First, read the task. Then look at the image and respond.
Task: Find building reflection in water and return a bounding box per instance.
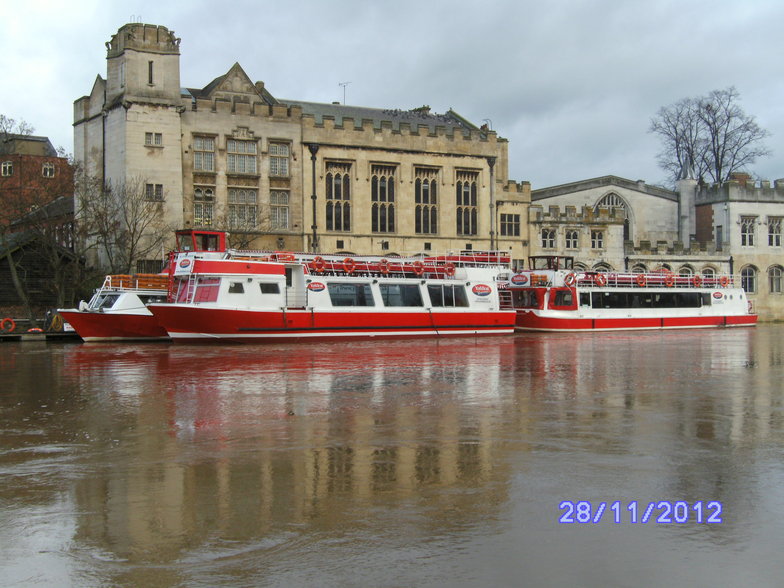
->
[60,338,518,563]
[4,325,779,582]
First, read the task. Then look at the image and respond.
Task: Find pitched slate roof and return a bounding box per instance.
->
[280,100,480,133]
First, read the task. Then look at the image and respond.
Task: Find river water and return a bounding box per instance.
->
[1,326,783,587]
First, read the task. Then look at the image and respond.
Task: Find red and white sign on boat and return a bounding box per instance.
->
[149,250,515,342]
[505,255,757,332]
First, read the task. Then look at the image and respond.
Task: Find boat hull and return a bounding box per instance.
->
[514,310,757,332]
[58,309,169,341]
[150,305,515,342]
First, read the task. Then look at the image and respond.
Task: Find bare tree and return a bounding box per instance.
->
[0,114,34,140]
[650,87,771,186]
[0,115,36,319]
[76,174,172,274]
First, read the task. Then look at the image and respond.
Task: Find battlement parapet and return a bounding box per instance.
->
[300,112,502,144]
[627,238,727,257]
[696,176,784,204]
[528,203,625,224]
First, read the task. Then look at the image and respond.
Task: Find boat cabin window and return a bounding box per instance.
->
[228,282,245,294]
[285,268,293,287]
[380,284,424,307]
[328,283,375,307]
[137,294,167,305]
[193,278,221,303]
[260,283,280,294]
[428,284,469,307]
[580,293,591,307]
[589,291,704,309]
[93,293,120,309]
[550,289,575,309]
[512,289,539,309]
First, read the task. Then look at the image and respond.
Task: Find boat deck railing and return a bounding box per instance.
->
[100,274,170,291]
[574,271,736,289]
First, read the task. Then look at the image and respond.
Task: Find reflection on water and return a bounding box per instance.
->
[2,327,784,587]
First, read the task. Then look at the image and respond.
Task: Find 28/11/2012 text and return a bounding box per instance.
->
[559,501,723,524]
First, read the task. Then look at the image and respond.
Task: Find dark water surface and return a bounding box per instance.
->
[2,327,783,587]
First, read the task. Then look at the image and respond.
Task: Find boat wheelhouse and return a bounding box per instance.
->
[149,251,516,342]
[504,255,757,332]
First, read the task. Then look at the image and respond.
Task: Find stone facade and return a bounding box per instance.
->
[695,174,784,318]
[74,23,530,267]
[531,173,784,320]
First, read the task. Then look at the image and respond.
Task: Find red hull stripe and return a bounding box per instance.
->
[515,312,757,331]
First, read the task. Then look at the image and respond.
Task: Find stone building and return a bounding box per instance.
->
[531,173,784,319]
[74,23,530,269]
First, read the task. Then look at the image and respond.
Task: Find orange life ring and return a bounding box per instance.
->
[664,274,675,287]
[635,273,647,287]
[692,274,703,287]
[444,262,456,277]
[27,327,43,333]
[378,258,390,275]
[343,257,356,274]
[719,275,730,287]
[1,318,15,333]
[412,260,425,277]
[311,256,326,273]
[593,273,607,287]
[564,273,576,287]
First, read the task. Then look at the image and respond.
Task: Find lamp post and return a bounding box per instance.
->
[307,143,319,252]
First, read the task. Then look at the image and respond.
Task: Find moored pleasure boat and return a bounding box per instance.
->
[505,255,757,331]
[58,274,170,341]
[149,251,516,342]
[58,229,228,341]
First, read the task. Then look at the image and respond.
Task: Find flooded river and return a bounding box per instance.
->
[1,326,783,587]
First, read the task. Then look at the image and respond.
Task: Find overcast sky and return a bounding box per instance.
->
[2,0,782,188]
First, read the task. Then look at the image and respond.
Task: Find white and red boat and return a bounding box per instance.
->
[149,251,516,342]
[58,229,228,341]
[504,256,757,331]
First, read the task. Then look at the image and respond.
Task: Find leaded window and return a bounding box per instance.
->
[371,164,396,233]
[741,265,757,293]
[565,229,578,249]
[326,162,351,231]
[769,266,783,294]
[194,136,215,171]
[541,228,555,248]
[269,142,290,177]
[228,188,257,228]
[415,167,438,235]
[42,162,55,177]
[194,187,214,226]
[145,183,163,201]
[1,161,12,176]
[591,230,604,249]
[227,139,257,174]
[740,216,756,247]
[500,214,520,237]
[768,217,782,247]
[271,190,289,229]
[456,170,478,236]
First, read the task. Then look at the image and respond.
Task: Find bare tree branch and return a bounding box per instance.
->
[649,87,771,186]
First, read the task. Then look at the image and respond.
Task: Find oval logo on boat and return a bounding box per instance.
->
[308,282,326,292]
[712,291,724,299]
[472,284,492,296]
[179,258,191,268]
[511,274,528,285]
